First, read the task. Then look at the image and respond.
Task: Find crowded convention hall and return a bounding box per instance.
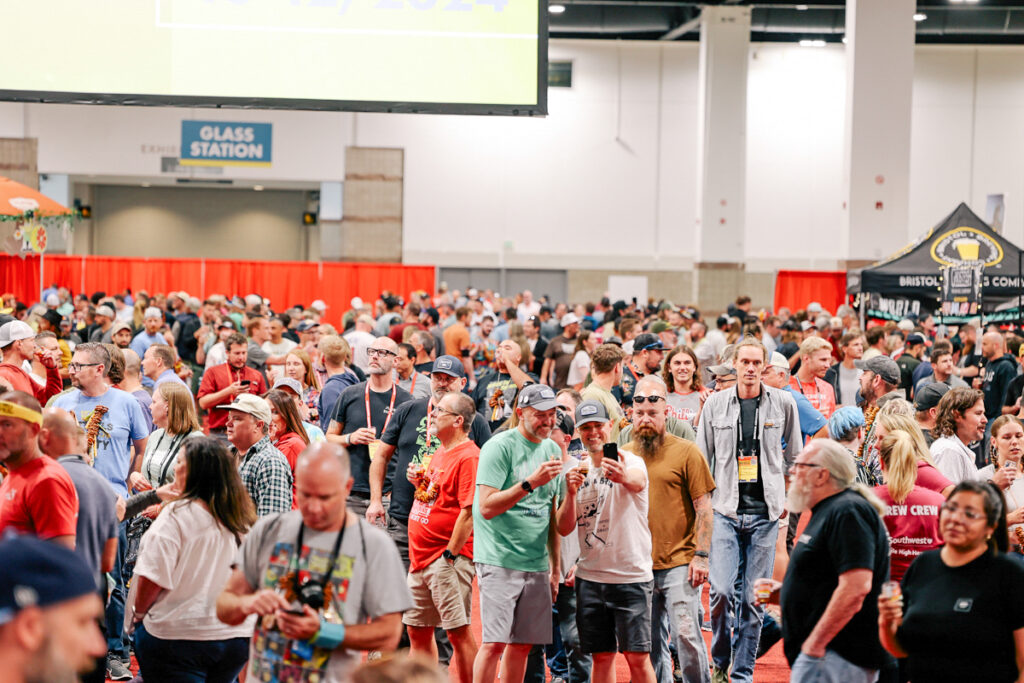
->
[4,2,1024,683]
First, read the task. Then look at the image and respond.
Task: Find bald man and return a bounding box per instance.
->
[39,409,119,592]
[980,332,1017,422]
[217,442,412,683]
[326,337,413,518]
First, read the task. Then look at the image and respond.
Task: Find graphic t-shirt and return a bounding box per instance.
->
[0,456,79,539]
[789,376,837,419]
[666,390,702,428]
[239,510,413,683]
[53,387,150,497]
[874,484,944,582]
[473,370,530,432]
[407,440,480,571]
[543,335,578,390]
[473,429,565,573]
[571,449,652,583]
[379,398,490,522]
[330,382,412,494]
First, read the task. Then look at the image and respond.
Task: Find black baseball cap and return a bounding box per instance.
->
[633,333,664,352]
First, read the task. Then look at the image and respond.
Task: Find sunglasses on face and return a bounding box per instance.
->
[633,395,664,404]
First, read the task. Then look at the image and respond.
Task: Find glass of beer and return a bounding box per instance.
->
[881,581,901,602]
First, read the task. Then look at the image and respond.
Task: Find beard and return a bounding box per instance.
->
[26,634,80,683]
[786,479,814,513]
[634,425,664,457]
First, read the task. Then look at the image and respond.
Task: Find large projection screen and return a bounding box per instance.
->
[0,0,546,116]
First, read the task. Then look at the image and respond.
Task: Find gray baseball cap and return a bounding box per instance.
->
[575,400,609,427]
[854,356,901,386]
[518,384,558,411]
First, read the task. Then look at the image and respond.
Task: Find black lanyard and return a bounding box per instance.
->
[292,519,346,595]
[735,390,761,457]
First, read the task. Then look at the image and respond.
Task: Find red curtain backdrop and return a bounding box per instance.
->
[773,270,848,314]
[1,254,435,318]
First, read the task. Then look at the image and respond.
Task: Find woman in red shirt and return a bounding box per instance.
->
[264,389,310,506]
[875,430,945,582]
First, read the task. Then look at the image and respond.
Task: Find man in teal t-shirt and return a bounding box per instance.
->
[472,384,567,683]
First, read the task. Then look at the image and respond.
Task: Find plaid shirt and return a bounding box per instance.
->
[238,436,293,517]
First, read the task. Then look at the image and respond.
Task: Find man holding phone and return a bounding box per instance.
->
[197,332,267,444]
[557,400,656,683]
[626,376,716,683]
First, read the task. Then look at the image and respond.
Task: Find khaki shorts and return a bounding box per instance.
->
[402,554,475,630]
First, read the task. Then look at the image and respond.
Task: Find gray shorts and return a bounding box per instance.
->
[476,563,553,645]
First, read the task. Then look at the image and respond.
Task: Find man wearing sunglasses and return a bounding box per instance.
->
[326,337,412,519]
[696,337,801,683]
[620,333,665,411]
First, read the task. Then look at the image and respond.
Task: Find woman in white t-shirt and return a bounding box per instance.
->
[128,436,257,682]
[662,345,710,429]
[929,387,986,484]
[567,330,598,391]
[979,415,1024,550]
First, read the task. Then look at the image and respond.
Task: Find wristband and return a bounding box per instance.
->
[311,620,346,650]
[694,551,709,559]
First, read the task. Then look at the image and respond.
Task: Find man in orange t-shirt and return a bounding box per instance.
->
[790,337,838,419]
[0,391,78,549]
[443,306,474,385]
[404,391,480,682]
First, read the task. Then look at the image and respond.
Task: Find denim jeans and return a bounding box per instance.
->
[105,521,129,660]
[134,622,250,683]
[650,564,709,683]
[789,650,879,683]
[525,583,592,683]
[708,512,777,683]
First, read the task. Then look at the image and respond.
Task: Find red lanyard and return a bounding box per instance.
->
[365,382,397,434]
[410,373,417,395]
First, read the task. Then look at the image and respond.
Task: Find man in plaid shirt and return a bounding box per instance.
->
[222,394,293,515]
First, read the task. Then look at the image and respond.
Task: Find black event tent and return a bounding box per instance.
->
[846,202,1024,322]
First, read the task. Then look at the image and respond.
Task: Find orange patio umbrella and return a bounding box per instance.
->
[0,176,72,217]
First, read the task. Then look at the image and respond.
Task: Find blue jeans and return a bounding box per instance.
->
[650,564,709,683]
[134,622,250,683]
[789,649,879,683]
[525,584,592,683]
[709,512,777,683]
[106,521,129,660]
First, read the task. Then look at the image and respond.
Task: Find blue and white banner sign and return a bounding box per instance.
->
[180,120,272,167]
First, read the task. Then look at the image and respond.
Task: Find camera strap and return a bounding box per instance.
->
[292,517,347,599]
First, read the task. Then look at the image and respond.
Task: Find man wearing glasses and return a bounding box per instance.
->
[403,391,483,683]
[53,342,149,681]
[326,337,412,519]
[696,337,801,683]
[776,439,890,683]
[623,376,715,683]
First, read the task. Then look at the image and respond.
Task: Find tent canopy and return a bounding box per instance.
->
[847,203,1024,317]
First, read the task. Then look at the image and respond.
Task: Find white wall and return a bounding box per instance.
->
[3,41,1024,271]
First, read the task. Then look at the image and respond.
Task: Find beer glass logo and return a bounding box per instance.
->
[931,227,1002,267]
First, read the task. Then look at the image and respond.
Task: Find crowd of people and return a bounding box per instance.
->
[2,285,1024,683]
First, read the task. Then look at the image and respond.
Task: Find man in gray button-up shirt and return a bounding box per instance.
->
[696,337,801,683]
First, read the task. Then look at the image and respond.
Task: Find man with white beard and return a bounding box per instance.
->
[770,439,891,683]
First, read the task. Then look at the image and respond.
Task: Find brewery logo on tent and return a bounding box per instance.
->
[930,227,1003,267]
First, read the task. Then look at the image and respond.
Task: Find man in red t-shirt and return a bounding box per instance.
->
[790,337,838,419]
[197,333,267,441]
[0,320,63,406]
[0,391,78,549]
[405,391,480,683]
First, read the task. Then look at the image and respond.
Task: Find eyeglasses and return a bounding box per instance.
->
[69,362,102,372]
[367,348,397,359]
[633,395,664,404]
[433,406,460,418]
[941,502,986,521]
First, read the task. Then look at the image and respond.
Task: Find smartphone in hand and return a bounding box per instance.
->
[602,442,619,462]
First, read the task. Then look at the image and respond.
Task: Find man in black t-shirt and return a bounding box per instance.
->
[779,439,890,681]
[366,355,490,565]
[473,340,537,432]
[325,336,412,518]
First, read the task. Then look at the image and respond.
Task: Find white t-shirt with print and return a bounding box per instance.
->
[572,448,653,584]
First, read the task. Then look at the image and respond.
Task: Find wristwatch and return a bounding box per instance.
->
[442,549,457,562]
[521,480,534,493]
[694,551,709,559]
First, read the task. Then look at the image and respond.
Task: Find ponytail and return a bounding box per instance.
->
[878,431,919,504]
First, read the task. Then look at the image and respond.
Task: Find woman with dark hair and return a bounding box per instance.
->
[879,481,1024,682]
[930,387,987,484]
[265,388,310,484]
[129,437,257,682]
[566,330,597,391]
[662,345,708,429]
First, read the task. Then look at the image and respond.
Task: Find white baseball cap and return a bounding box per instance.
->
[0,320,34,348]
